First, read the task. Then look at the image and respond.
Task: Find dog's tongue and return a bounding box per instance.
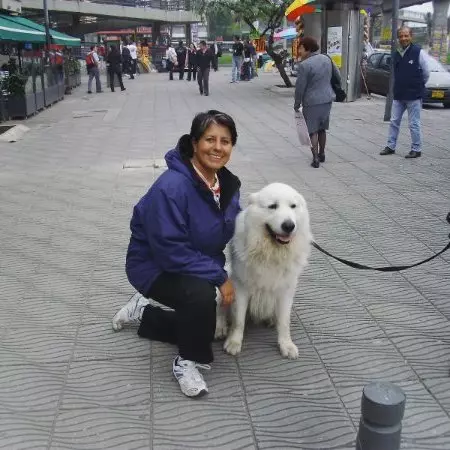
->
[276,235,291,243]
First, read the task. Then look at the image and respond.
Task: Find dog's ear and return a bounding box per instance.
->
[247,192,259,205]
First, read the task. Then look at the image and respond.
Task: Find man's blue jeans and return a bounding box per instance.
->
[387,99,422,153]
[232,55,242,82]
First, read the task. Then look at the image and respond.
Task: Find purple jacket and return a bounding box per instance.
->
[126,147,241,296]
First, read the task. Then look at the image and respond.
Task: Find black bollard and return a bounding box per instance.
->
[356,382,406,450]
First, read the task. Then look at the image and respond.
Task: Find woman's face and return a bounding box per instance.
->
[298,44,309,60]
[192,123,233,174]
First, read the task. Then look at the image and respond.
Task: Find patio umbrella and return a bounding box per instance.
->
[286,0,312,15]
[274,27,298,40]
[285,0,320,22]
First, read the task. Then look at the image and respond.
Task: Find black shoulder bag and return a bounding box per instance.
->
[327,55,346,102]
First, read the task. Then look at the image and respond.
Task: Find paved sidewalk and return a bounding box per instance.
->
[0,70,449,450]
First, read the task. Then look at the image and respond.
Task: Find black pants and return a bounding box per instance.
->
[138,273,217,364]
[167,60,174,80]
[108,66,125,91]
[187,64,197,81]
[179,61,186,80]
[198,68,210,95]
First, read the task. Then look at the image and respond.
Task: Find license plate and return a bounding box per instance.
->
[431,90,445,99]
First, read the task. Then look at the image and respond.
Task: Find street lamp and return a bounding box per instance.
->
[43,0,52,57]
[384,0,399,122]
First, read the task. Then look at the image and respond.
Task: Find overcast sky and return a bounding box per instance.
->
[405,2,433,13]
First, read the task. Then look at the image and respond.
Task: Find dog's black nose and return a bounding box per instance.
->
[281,220,295,234]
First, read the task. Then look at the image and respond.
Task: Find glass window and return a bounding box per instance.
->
[367,53,383,67]
[380,54,391,68]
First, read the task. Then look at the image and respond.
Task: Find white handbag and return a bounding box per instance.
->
[295,110,311,147]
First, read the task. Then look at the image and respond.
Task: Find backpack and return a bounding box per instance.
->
[122,46,131,60]
[85,52,96,68]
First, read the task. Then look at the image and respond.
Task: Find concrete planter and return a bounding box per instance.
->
[44,84,59,107]
[7,94,37,119]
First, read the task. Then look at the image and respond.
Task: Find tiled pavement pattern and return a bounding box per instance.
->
[0,69,449,450]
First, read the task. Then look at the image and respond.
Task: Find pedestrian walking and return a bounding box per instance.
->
[186,43,197,81]
[196,40,213,96]
[380,26,430,159]
[242,40,252,81]
[121,42,132,79]
[175,41,187,80]
[209,41,221,72]
[86,45,102,94]
[127,41,138,79]
[106,45,126,93]
[294,36,341,168]
[166,43,178,81]
[231,35,244,83]
[112,110,241,399]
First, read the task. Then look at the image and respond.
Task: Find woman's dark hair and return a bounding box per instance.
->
[178,110,238,158]
[299,36,319,53]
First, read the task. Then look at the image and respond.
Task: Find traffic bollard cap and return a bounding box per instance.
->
[361,382,406,427]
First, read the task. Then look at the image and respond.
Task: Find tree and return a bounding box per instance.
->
[192,0,293,87]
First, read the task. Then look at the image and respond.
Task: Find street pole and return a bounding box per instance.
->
[383,0,399,121]
[43,0,52,61]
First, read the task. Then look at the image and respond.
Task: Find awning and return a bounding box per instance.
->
[0,15,45,43]
[0,15,81,46]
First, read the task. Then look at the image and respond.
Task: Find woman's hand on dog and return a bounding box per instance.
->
[219,278,235,306]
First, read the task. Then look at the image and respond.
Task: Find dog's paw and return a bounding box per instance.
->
[215,322,228,340]
[224,337,242,356]
[279,340,299,359]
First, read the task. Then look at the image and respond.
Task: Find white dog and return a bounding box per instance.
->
[216,183,312,359]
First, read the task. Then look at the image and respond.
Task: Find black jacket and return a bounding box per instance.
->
[176,45,187,64]
[187,49,197,67]
[196,49,213,70]
[107,50,122,68]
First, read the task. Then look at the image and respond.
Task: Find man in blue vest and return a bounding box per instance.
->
[380,27,429,158]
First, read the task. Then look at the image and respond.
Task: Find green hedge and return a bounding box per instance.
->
[219,54,232,65]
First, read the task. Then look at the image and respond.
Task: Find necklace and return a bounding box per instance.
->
[192,162,217,188]
[192,162,221,207]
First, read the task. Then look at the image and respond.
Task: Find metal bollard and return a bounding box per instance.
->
[356,382,406,450]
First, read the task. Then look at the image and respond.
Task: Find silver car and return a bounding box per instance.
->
[365,50,450,108]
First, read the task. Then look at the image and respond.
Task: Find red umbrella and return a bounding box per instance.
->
[286,4,320,22]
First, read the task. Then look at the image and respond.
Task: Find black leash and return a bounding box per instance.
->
[312,213,450,272]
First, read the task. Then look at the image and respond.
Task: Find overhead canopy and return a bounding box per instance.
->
[0,15,45,43]
[0,14,81,46]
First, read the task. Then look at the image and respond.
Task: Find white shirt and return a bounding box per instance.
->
[90,51,99,64]
[166,47,177,64]
[128,43,137,60]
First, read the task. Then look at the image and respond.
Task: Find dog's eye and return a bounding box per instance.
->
[268,203,278,210]
[290,204,297,209]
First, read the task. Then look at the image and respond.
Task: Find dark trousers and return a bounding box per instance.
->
[187,64,197,81]
[131,59,137,78]
[197,68,210,95]
[167,61,174,80]
[212,55,218,71]
[178,60,186,80]
[138,273,217,364]
[108,66,125,91]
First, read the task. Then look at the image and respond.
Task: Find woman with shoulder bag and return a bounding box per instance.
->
[294,36,344,168]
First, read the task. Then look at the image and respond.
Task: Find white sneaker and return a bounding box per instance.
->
[172,356,210,398]
[112,292,149,331]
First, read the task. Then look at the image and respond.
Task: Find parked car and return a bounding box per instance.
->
[365,50,450,108]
